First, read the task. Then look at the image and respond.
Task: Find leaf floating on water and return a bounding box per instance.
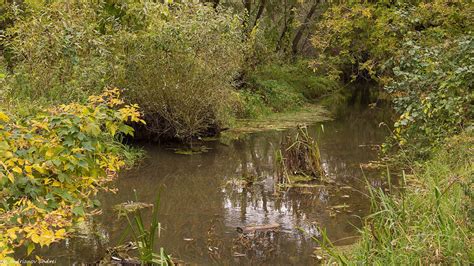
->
[330,203,350,209]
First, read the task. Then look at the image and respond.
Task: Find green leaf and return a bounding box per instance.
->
[27,242,35,255]
[72,206,85,216]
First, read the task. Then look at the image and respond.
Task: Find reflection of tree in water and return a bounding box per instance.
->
[44,106,390,264]
[223,107,389,259]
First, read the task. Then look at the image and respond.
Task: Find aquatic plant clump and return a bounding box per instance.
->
[276,125,324,185]
[111,193,173,265]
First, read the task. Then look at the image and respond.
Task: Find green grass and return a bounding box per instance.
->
[318,131,473,264]
[115,192,173,265]
[239,60,341,119]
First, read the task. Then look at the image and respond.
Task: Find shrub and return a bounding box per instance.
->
[236,91,272,119]
[253,61,339,99]
[255,79,305,112]
[388,35,473,155]
[4,1,116,102]
[0,89,143,260]
[310,1,472,83]
[117,3,244,140]
[3,2,244,141]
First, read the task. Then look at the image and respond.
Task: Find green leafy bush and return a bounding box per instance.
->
[311,1,472,83]
[4,1,116,102]
[388,36,473,154]
[117,3,244,140]
[311,0,473,153]
[252,61,339,100]
[236,91,272,118]
[3,1,245,141]
[0,89,143,261]
[255,79,305,112]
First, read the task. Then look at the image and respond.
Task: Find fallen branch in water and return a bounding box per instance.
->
[237,223,281,234]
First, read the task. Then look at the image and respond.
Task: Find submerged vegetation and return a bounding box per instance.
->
[0,0,472,264]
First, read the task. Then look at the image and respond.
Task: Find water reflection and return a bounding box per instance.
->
[42,106,389,265]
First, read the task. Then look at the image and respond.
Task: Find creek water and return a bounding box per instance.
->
[41,105,390,265]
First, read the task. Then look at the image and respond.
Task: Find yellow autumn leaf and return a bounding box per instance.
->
[45,148,55,158]
[12,166,23,174]
[25,165,33,173]
[7,173,14,183]
[0,112,9,122]
[6,228,19,240]
[33,164,47,174]
[55,229,66,238]
[30,233,40,244]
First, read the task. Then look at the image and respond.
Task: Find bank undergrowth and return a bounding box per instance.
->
[238,60,341,119]
[0,89,144,262]
[320,132,473,264]
[0,1,339,262]
[310,1,473,264]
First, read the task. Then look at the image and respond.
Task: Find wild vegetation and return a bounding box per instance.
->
[0,0,472,264]
[309,1,473,264]
[113,193,172,264]
[276,125,324,186]
[1,0,336,141]
[1,0,336,262]
[0,89,143,262]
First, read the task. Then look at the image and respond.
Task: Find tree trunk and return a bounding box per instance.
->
[276,2,296,52]
[212,0,220,9]
[243,0,252,15]
[252,0,266,28]
[292,1,319,56]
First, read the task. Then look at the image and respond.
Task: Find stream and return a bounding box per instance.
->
[41,105,390,265]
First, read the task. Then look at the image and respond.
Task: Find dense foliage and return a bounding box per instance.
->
[1,0,472,263]
[311,1,472,82]
[0,89,143,261]
[4,1,115,102]
[311,0,473,153]
[117,3,244,140]
[0,0,340,261]
[239,60,340,117]
[389,35,473,153]
[2,1,244,140]
[1,0,338,141]
[309,1,473,264]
